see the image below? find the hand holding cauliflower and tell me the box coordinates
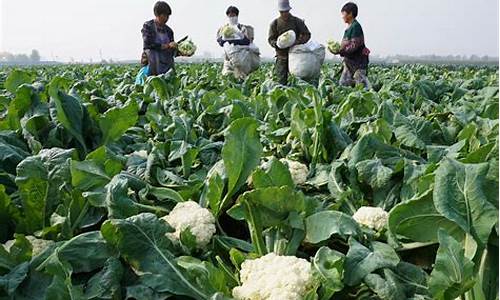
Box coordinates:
[327,40,342,54]
[178,39,197,57]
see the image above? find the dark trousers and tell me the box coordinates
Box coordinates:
[275,56,289,85]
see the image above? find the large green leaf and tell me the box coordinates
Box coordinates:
[305,211,361,244]
[355,159,393,189]
[221,117,262,211]
[0,262,29,295]
[15,156,49,232]
[49,78,87,153]
[344,238,400,286]
[388,193,464,243]
[429,230,476,300]
[84,257,123,299]
[5,70,33,94]
[101,213,213,299]
[70,160,111,191]
[251,158,294,189]
[313,247,345,298]
[0,132,30,175]
[433,158,498,246]
[99,100,139,145]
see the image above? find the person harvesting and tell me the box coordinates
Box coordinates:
[141,1,178,76]
[216,6,256,77]
[332,2,371,89]
[217,6,254,48]
[268,0,311,85]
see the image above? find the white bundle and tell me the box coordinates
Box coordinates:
[223,43,261,78]
[289,41,326,80]
[276,30,296,49]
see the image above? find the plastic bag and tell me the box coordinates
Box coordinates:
[276,30,296,49]
[223,43,261,78]
[135,65,150,86]
[289,41,325,80]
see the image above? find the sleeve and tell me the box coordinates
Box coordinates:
[216,27,226,47]
[296,19,311,45]
[268,20,278,49]
[242,25,255,42]
[339,24,365,56]
[142,22,162,50]
[228,37,251,46]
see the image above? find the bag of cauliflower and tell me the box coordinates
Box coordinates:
[276,30,296,49]
[289,41,325,80]
[223,43,261,78]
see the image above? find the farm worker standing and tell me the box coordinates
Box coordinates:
[141,1,178,76]
[331,2,371,89]
[216,6,255,76]
[268,0,311,85]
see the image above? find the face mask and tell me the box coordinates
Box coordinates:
[228,16,238,25]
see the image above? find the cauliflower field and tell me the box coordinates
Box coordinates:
[0,63,498,299]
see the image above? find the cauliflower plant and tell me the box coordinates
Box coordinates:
[280,159,309,186]
[161,201,216,248]
[352,206,389,231]
[4,236,54,256]
[232,253,315,300]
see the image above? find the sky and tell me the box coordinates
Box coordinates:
[0,0,499,62]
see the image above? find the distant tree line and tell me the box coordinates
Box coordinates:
[0,50,41,63]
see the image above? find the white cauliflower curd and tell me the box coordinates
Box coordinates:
[161,201,216,248]
[4,236,54,256]
[352,206,389,231]
[232,253,315,300]
[280,159,309,186]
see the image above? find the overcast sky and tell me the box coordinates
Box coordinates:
[1,0,498,62]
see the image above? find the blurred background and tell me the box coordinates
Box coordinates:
[0,0,498,64]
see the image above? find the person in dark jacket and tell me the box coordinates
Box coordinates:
[332,2,371,89]
[141,1,178,76]
[268,0,311,85]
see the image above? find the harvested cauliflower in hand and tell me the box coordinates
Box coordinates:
[233,253,316,300]
[280,158,309,186]
[277,30,296,49]
[327,40,342,54]
[352,206,389,231]
[178,39,197,57]
[161,201,216,248]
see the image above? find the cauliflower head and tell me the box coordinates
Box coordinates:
[4,236,54,257]
[178,39,197,57]
[327,40,341,54]
[232,253,315,300]
[280,159,309,186]
[222,24,237,39]
[162,201,216,248]
[352,206,389,231]
[277,30,296,49]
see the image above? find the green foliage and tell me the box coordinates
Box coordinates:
[0,63,497,299]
